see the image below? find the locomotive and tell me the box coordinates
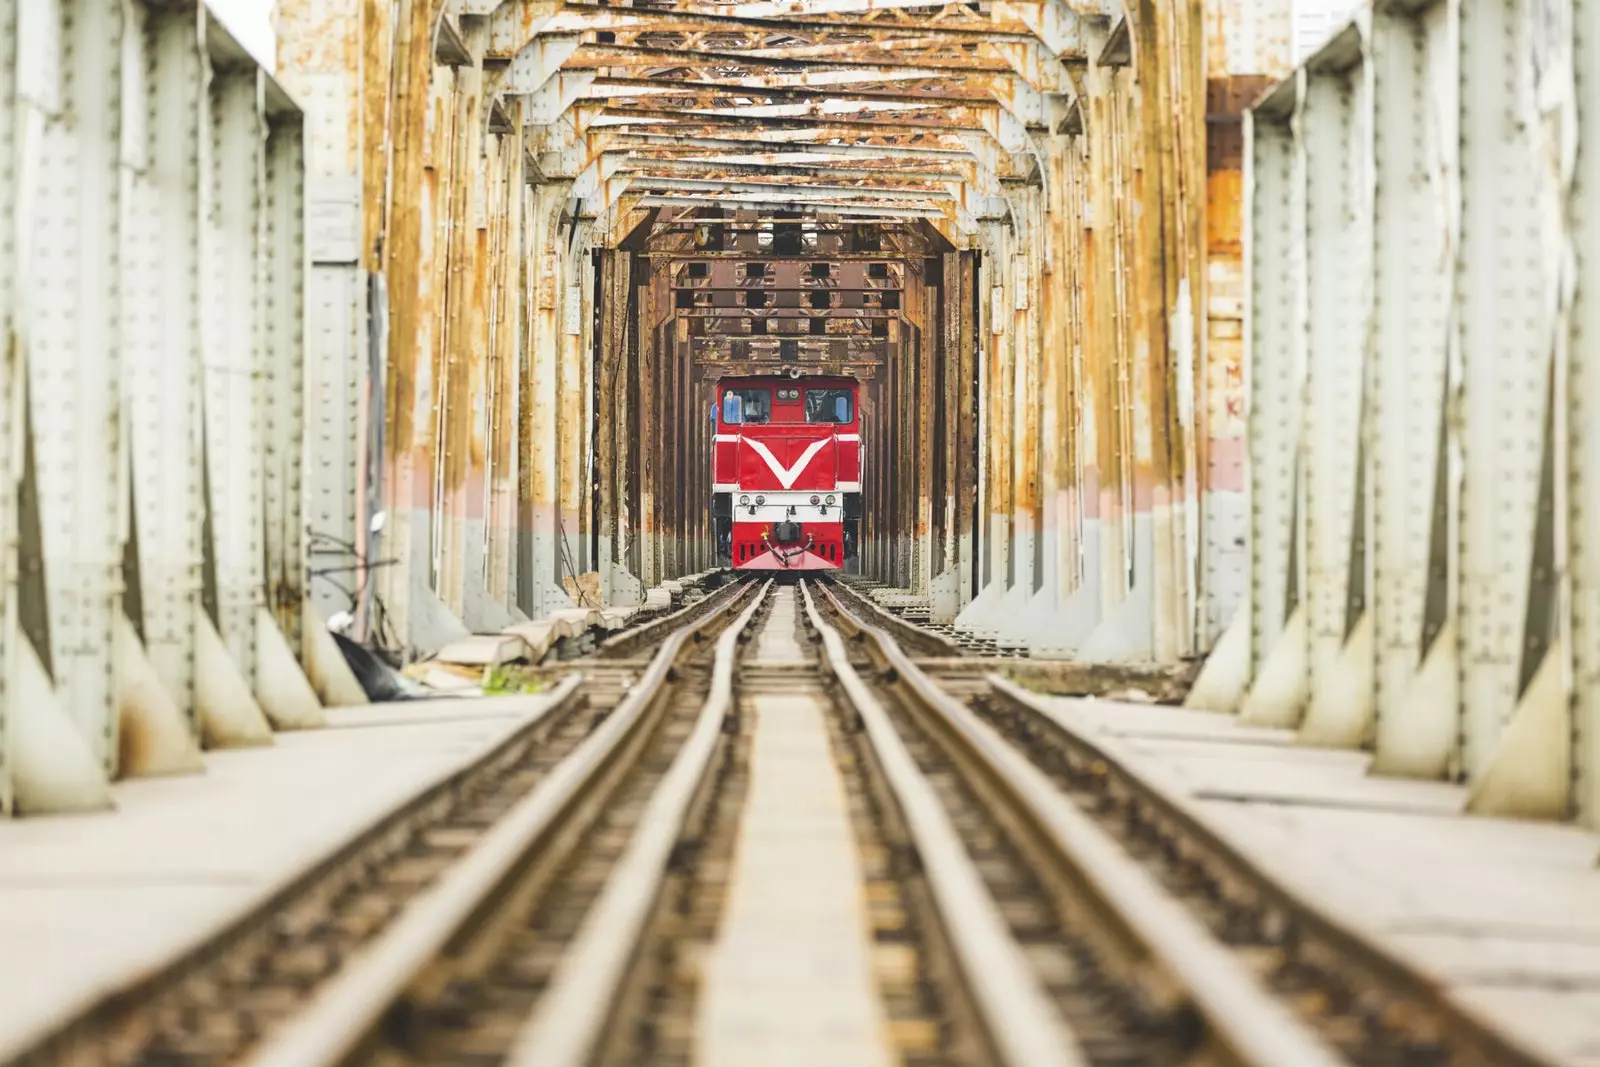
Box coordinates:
[712,373,861,571]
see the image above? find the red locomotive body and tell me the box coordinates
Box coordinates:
[712,374,861,571]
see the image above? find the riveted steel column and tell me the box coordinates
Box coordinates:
[956,250,978,607]
[0,0,16,811]
[263,95,306,658]
[638,253,660,587]
[1455,0,1560,792]
[559,233,587,595]
[274,0,364,628]
[1572,0,1600,823]
[1368,0,1457,777]
[921,262,938,597]
[1013,199,1043,608]
[1298,32,1374,749]
[488,125,523,611]
[200,49,263,688]
[595,249,626,598]
[1078,57,1121,647]
[1036,135,1071,641]
[123,6,203,731]
[956,221,1013,633]
[523,180,572,616]
[1460,0,1575,817]
[26,0,125,772]
[436,65,479,623]
[930,250,964,619]
[1240,79,1305,726]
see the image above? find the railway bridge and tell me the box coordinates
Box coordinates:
[0,0,1598,1062]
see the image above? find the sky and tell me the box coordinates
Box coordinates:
[207,0,276,72]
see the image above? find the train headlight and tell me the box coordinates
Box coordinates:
[739,494,749,506]
[755,495,765,506]
[825,494,835,505]
[810,495,820,505]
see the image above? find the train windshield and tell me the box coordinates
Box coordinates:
[805,388,854,424]
[722,388,771,424]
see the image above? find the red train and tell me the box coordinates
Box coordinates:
[712,374,861,571]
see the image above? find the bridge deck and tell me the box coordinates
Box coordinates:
[0,694,569,1062]
[1037,694,1600,1067]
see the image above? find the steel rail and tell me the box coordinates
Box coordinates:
[814,582,1354,1067]
[797,579,1087,1067]
[824,577,963,657]
[987,675,1571,1067]
[240,581,764,1067]
[595,570,742,658]
[503,578,772,1065]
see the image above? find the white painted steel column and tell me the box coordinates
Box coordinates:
[1240,78,1308,727]
[125,8,205,737]
[1298,29,1374,750]
[25,0,126,776]
[279,29,365,630]
[1571,0,1600,824]
[262,98,307,660]
[0,0,17,812]
[1458,0,1576,817]
[253,87,324,729]
[115,0,204,777]
[201,53,265,689]
[1367,0,1458,778]
[1454,0,1565,807]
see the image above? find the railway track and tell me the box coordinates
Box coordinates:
[11,572,1563,1067]
[808,578,1557,1067]
[4,580,760,1067]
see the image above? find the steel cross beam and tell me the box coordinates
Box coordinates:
[547,1,1046,38]
[580,129,1014,195]
[561,41,1009,72]
[587,107,992,134]
[584,76,1004,108]
[595,131,984,161]
[632,193,955,219]
[621,157,963,182]
[628,175,956,200]
[484,0,1072,236]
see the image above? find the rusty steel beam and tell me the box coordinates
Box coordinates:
[630,175,953,199]
[590,108,992,134]
[552,2,1044,40]
[562,41,1011,73]
[586,32,1016,60]
[633,194,956,219]
[595,131,980,156]
[597,131,983,161]
[621,156,963,182]
[585,77,1002,108]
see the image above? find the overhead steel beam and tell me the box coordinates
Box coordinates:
[597,130,981,160]
[562,41,1011,72]
[619,156,962,182]
[634,193,953,218]
[630,175,956,200]
[588,107,992,134]
[549,2,1045,39]
[584,77,1001,108]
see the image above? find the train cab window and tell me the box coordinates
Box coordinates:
[805,388,854,424]
[723,388,771,424]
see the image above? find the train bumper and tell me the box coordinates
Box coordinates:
[738,546,838,571]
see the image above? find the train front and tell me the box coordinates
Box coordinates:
[712,375,860,572]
